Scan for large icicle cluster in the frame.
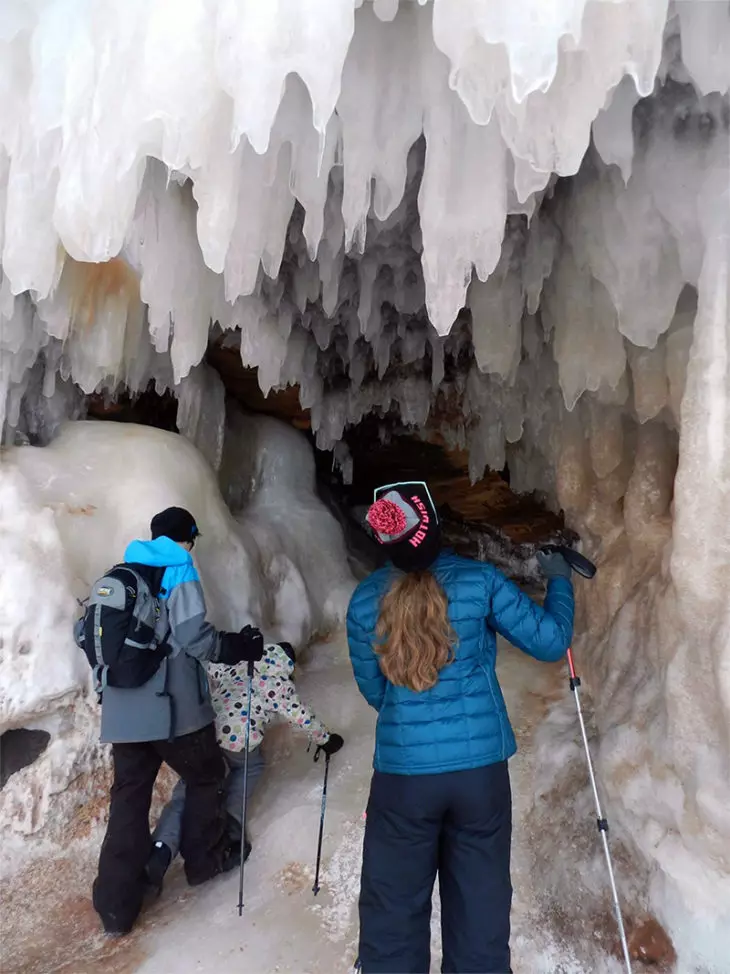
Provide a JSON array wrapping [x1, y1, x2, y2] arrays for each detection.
[[2, 0, 727, 454]]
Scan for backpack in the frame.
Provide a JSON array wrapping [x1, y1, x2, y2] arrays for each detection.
[[77, 563, 170, 692]]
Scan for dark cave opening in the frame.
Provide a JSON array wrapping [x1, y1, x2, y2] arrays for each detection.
[[0, 728, 52, 790]]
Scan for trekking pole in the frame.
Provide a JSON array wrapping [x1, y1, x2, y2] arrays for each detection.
[[545, 546, 632, 974], [566, 645, 632, 972], [312, 749, 331, 896], [237, 658, 255, 917]]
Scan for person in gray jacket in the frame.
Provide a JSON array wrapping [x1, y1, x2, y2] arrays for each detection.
[[89, 507, 265, 936]]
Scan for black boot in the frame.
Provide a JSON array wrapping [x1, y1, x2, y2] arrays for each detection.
[[222, 838, 251, 873], [145, 841, 172, 897]]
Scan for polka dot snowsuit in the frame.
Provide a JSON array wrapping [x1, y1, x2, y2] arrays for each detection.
[[207, 643, 330, 753]]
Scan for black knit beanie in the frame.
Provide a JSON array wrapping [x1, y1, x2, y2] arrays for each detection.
[[367, 482, 441, 573], [150, 507, 200, 544]]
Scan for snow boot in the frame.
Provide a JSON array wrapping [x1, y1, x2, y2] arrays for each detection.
[[222, 839, 251, 874], [100, 911, 134, 937], [145, 841, 172, 897]]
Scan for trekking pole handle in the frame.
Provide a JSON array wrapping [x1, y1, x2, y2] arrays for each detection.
[[247, 659, 256, 678], [542, 544, 597, 579]]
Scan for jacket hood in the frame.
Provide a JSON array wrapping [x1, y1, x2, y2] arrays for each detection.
[[124, 536, 193, 568]]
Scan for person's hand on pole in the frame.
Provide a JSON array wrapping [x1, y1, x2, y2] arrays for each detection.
[[315, 733, 344, 761], [218, 626, 265, 666], [536, 550, 572, 579]]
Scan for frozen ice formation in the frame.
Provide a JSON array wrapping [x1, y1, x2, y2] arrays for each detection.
[[1, 1, 730, 968], [1, 0, 728, 448]]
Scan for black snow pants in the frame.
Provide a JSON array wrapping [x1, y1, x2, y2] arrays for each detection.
[[92, 723, 228, 933], [359, 760, 512, 974]]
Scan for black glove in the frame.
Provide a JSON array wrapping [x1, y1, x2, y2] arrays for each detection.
[[218, 626, 265, 666], [315, 733, 344, 760], [536, 550, 572, 579]]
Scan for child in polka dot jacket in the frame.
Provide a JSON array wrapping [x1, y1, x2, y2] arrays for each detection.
[[147, 642, 344, 891], [210, 642, 339, 754]]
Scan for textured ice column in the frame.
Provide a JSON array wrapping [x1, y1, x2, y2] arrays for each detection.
[[655, 218, 730, 937], [676, 0, 730, 96], [46, 1, 153, 264], [419, 29, 508, 334], [431, 0, 587, 107], [0, 19, 64, 299], [230, 295, 293, 396], [126, 163, 223, 381], [219, 73, 338, 299], [0, 293, 49, 437], [522, 211, 559, 315], [665, 323, 694, 426], [223, 139, 295, 299], [175, 363, 226, 472], [588, 401, 625, 481], [644, 89, 728, 288], [623, 420, 676, 551], [0, 463, 93, 822], [2, 128, 63, 298], [285, 85, 341, 261], [12, 354, 85, 447], [543, 248, 626, 409], [338, 2, 422, 251], [495, 0, 666, 189], [468, 234, 524, 382], [214, 0, 355, 154], [671, 229, 730, 621], [628, 340, 668, 423], [463, 368, 510, 481], [33, 258, 142, 396], [555, 403, 593, 515], [562, 158, 684, 348], [592, 75, 641, 183]]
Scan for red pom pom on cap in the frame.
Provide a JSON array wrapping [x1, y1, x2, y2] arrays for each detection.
[[367, 498, 407, 536]]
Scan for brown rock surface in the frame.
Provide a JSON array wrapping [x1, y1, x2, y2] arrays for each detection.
[[628, 915, 677, 968]]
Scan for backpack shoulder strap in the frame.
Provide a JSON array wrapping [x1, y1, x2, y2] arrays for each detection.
[[122, 562, 166, 597]]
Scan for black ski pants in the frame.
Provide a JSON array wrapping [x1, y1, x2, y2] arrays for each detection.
[[359, 760, 513, 974], [93, 723, 228, 933]]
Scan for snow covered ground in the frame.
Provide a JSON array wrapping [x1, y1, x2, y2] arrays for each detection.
[[1, 628, 637, 974]]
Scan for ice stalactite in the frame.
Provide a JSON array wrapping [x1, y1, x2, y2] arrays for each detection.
[[0, 0, 714, 444]]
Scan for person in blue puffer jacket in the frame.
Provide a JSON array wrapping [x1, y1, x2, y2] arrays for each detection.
[[347, 481, 575, 974]]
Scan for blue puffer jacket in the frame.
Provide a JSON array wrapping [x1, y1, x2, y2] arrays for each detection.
[[347, 551, 574, 776]]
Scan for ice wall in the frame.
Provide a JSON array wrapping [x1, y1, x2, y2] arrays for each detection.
[[220, 408, 356, 644], [0, 418, 353, 875]]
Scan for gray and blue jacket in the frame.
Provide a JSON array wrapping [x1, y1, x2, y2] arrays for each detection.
[[347, 551, 574, 776], [98, 536, 222, 744]]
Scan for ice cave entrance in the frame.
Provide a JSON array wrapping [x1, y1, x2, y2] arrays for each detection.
[[1, 2, 729, 972]]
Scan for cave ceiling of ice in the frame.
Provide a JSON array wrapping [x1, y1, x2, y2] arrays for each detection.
[[0, 0, 728, 505]]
